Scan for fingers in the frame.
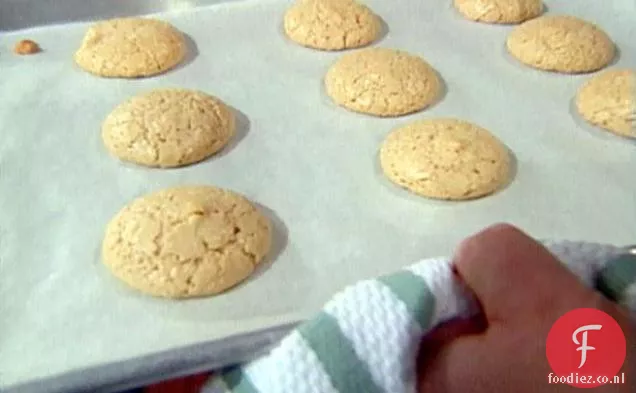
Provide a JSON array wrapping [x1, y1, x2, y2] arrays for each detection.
[[417, 328, 565, 393], [416, 315, 486, 384], [420, 315, 487, 346], [452, 223, 598, 325], [144, 373, 211, 393], [417, 333, 491, 392]]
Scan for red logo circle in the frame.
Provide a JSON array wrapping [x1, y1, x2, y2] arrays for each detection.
[[546, 308, 626, 388]]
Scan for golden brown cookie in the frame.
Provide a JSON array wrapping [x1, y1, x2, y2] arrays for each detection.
[[453, 0, 542, 24], [102, 186, 272, 299], [74, 18, 186, 78], [284, 0, 381, 51], [102, 89, 235, 168], [325, 48, 442, 117], [506, 15, 615, 73], [576, 69, 635, 138], [380, 119, 511, 200]]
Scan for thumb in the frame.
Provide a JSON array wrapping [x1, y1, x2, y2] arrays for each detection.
[[452, 223, 600, 325]]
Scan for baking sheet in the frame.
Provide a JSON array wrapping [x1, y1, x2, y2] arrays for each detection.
[[1, 0, 635, 391]]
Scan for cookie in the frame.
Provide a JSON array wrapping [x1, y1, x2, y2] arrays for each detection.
[[102, 89, 235, 168], [380, 119, 511, 200], [74, 18, 186, 78], [576, 69, 636, 138], [454, 0, 542, 24], [102, 186, 272, 299], [325, 48, 441, 117], [506, 15, 614, 73], [284, 0, 381, 51]]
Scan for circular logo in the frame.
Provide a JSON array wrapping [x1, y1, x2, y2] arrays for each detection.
[[546, 308, 626, 388]]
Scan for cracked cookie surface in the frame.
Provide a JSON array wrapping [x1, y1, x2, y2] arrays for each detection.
[[74, 18, 186, 78], [283, 0, 381, 51], [454, 0, 542, 24], [102, 89, 235, 168], [380, 119, 511, 200], [325, 48, 441, 117], [102, 186, 272, 299], [506, 15, 614, 73], [576, 69, 636, 138]]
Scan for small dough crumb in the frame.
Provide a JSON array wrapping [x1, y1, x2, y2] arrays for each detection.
[[14, 39, 41, 55]]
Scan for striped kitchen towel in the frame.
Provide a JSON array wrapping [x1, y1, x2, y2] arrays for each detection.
[[204, 242, 636, 393]]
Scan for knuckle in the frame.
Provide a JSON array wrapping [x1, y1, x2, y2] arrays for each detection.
[[453, 223, 527, 271]]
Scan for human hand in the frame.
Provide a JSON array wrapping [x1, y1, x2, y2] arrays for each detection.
[[417, 224, 635, 392]]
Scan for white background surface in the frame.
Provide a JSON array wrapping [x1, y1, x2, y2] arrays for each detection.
[[1, 0, 635, 389]]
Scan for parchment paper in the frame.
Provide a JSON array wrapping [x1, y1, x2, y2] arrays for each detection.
[[1, 0, 635, 391]]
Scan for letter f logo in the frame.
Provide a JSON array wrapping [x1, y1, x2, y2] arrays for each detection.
[[572, 324, 602, 368]]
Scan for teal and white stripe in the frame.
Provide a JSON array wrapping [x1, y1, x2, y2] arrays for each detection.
[[222, 329, 340, 393], [408, 257, 478, 325], [205, 243, 636, 393], [624, 283, 636, 316], [324, 280, 424, 393], [298, 311, 383, 393], [596, 253, 636, 311]]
